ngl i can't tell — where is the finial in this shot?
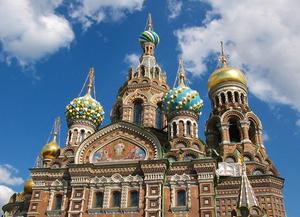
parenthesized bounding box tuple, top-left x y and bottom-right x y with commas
(178, 58, 186, 86)
(52, 117, 60, 142)
(219, 41, 228, 67)
(147, 13, 153, 31)
(87, 67, 94, 96)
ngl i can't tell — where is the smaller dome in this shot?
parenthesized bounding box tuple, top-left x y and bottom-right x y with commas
(66, 94, 105, 127)
(208, 66, 247, 91)
(163, 85, 203, 115)
(24, 179, 33, 194)
(41, 138, 60, 160)
(139, 30, 160, 46)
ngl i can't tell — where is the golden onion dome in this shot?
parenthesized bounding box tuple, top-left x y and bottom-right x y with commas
(208, 41, 247, 91)
(208, 66, 247, 91)
(41, 136, 60, 160)
(24, 179, 34, 194)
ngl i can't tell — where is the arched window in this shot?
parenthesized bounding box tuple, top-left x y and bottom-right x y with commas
(234, 92, 239, 103)
(179, 120, 184, 136)
(112, 191, 121, 207)
(186, 121, 191, 136)
(155, 103, 163, 129)
(133, 100, 143, 125)
(241, 94, 245, 104)
(249, 120, 256, 144)
(115, 106, 122, 121)
(177, 190, 186, 206)
(229, 118, 241, 143)
(221, 93, 226, 104)
(54, 194, 62, 210)
(228, 92, 233, 103)
(129, 191, 139, 207)
(215, 96, 219, 106)
(172, 122, 177, 137)
(95, 192, 103, 208)
(79, 129, 85, 143)
(68, 131, 72, 143)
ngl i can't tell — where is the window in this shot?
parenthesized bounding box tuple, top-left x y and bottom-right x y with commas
(228, 92, 233, 103)
(112, 191, 121, 207)
(186, 121, 191, 136)
(95, 192, 103, 208)
(234, 92, 239, 103)
(177, 190, 186, 206)
(155, 103, 163, 129)
(79, 129, 85, 142)
(172, 122, 177, 136)
(130, 191, 139, 207)
(133, 100, 143, 125)
(221, 93, 226, 104)
(249, 120, 256, 144)
(54, 194, 62, 210)
(229, 118, 241, 143)
(215, 96, 219, 106)
(68, 131, 72, 143)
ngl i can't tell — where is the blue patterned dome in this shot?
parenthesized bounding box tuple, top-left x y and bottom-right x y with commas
(139, 30, 160, 46)
(66, 94, 104, 127)
(163, 85, 203, 115)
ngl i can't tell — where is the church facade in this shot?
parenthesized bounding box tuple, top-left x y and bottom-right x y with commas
(3, 15, 286, 217)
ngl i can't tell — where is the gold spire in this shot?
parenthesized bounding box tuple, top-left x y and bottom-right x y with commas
(87, 67, 94, 96)
(52, 117, 60, 142)
(147, 13, 153, 31)
(178, 58, 186, 86)
(219, 41, 228, 67)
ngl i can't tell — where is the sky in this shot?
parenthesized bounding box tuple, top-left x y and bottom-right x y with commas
(0, 0, 299, 216)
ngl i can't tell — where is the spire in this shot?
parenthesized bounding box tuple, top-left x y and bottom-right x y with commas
(219, 41, 228, 67)
(237, 159, 259, 209)
(52, 117, 60, 142)
(177, 58, 186, 86)
(147, 13, 153, 31)
(87, 67, 94, 96)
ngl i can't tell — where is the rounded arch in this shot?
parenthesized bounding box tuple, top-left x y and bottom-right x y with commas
(205, 116, 222, 149)
(246, 112, 262, 129)
(221, 110, 245, 123)
(124, 91, 149, 105)
(225, 156, 236, 163)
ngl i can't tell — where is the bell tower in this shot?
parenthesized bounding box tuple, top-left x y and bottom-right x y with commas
(205, 42, 278, 176)
(111, 14, 169, 129)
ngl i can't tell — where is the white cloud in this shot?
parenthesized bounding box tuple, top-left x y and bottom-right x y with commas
(0, 0, 74, 65)
(0, 185, 14, 214)
(0, 164, 24, 186)
(175, 0, 300, 114)
(167, 0, 182, 20)
(70, 0, 145, 30)
(124, 53, 140, 68)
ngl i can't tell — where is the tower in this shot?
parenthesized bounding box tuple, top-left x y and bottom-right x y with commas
(65, 68, 104, 147)
(205, 42, 277, 176)
(163, 59, 205, 161)
(110, 14, 169, 128)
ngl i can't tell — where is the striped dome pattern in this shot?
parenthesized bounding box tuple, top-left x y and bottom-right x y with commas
(66, 94, 104, 127)
(139, 30, 160, 46)
(163, 85, 203, 115)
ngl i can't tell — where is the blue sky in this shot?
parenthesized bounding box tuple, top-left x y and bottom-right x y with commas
(0, 0, 299, 216)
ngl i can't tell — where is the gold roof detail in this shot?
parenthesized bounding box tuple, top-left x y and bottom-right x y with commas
(208, 42, 247, 91)
(24, 179, 34, 194)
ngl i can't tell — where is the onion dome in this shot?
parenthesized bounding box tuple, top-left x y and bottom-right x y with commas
(24, 179, 34, 194)
(163, 59, 203, 115)
(208, 42, 247, 91)
(65, 68, 104, 127)
(139, 14, 160, 46)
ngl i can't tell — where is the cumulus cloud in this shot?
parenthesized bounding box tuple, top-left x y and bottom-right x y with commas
(175, 0, 300, 115)
(124, 53, 140, 67)
(167, 0, 182, 20)
(70, 0, 145, 30)
(0, 185, 14, 214)
(0, 0, 74, 65)
(0, 164, 24, 186)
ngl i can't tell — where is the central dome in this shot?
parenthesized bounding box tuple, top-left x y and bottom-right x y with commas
(208, 66, 247, 91)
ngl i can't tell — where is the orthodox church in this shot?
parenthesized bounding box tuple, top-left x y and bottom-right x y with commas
(2, 15, 286, 217)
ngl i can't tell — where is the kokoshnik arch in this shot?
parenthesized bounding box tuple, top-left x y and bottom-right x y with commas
(3, 14, 286, 217)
